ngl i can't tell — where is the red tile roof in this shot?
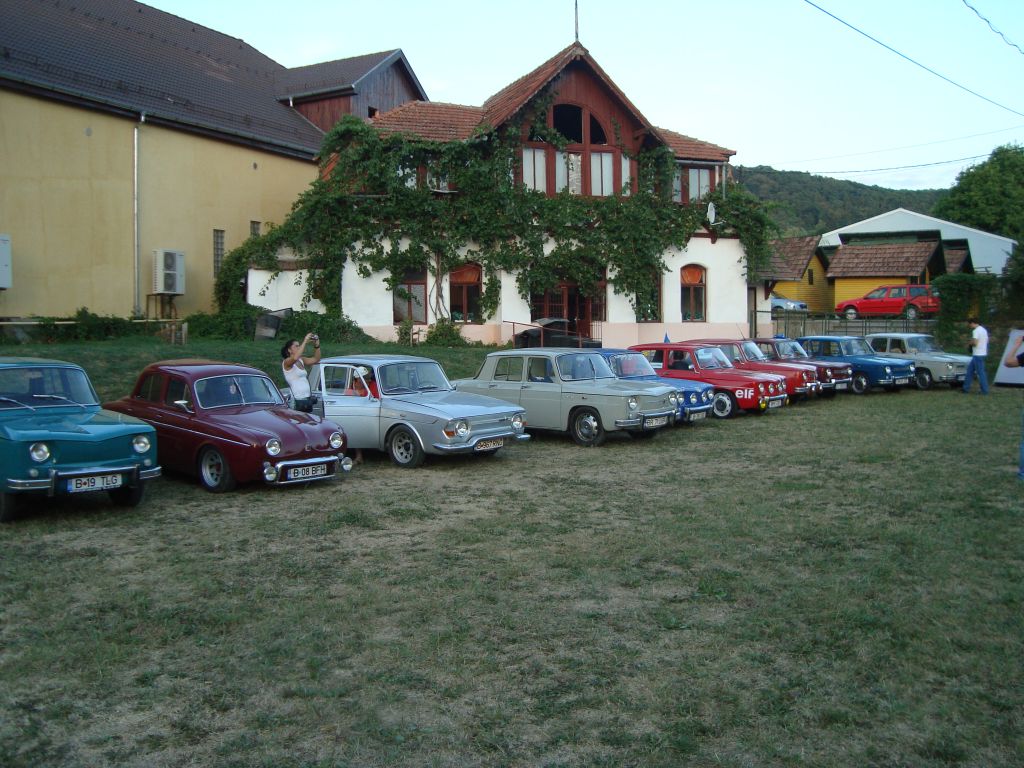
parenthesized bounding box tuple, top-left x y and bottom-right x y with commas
(766, 236, 820, 280)
(827, 241, 939, 279)
(372, 101, 485, 142)
(657, 128, 735, 162)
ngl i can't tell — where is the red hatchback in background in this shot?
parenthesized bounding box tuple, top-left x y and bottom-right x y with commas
(835, 284, 940, 320)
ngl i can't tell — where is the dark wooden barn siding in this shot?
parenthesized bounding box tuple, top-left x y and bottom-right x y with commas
(294, 95, 354, 132)
(350, 64, 422, 120)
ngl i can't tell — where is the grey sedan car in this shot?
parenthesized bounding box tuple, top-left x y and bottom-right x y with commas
(865, 333, 969, 390)
(303, 355, 529, 468)
(452, 348, 678, 446)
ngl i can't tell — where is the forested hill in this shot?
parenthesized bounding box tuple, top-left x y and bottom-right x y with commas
(734, 165, 947, 237)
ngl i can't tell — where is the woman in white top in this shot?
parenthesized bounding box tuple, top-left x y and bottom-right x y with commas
(281, 333, 321, 412)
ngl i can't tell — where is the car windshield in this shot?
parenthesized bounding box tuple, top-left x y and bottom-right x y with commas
(907, 336, 942, 352)
(776, 340, 809, 359)
(378, 361, 452, 394)
(696, 347, 733, 369)
(0, 365, 98, 408)
(739, 341, 768, 361)
(195, 374, 285, 409)
(608, 353, 656, 377)
(841, 339, 874, 355)
(557, 353, 615, 381)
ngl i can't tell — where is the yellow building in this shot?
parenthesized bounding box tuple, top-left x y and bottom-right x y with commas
(0, 0, 425, 319)
(767, 236, 833, 313)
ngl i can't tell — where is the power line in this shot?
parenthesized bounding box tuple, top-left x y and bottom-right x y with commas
(777, 124, 1024, 164)
(801, 0, 1024, 119)
(961, 0, 1024, 56)
(811, 154, 989, 175)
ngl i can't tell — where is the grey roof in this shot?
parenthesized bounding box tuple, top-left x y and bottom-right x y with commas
(0, 0, 413, 159)
(277, 49, 426, 101)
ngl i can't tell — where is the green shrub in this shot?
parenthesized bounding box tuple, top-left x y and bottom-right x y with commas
(183, 306, 265, 339)
(395, 317, 415, 346)
(423, 318, 468, 347)
(279, 310, 371, 344)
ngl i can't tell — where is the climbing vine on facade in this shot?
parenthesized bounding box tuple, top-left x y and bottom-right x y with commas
(217, 113, 777, 319)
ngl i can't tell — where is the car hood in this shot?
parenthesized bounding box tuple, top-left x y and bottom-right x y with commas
(386, 389, 522, 418)
(843, 355, 915, 368)
(560, 378, 675, 396)
(0, 406, 153, 442)
(621, 373, 712, 393)
(202, 406, 337, 442)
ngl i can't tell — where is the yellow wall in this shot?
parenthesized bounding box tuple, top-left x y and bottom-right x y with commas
(0, 89, 318, 319)
(833, 277, 910, 305)
(775, 253, 833, 313)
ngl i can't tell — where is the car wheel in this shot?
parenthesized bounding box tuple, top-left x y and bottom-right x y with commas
(844, 307, 858, 320)
(711, 391, 737, 419)
(851, 373, 870, 395)
(109, 483, 145, 507)
(570, 407, 606, 447)
(387, 426, 425, 468)
(915, 369, 933, 390)
(905, 304, 919, 320)
(0, 493, 17, 523)
(198, 447, 236, 492)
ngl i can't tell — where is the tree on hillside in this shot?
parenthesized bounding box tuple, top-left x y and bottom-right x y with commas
(933, 144, 1024, 308)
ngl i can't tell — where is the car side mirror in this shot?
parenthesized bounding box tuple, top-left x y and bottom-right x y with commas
(174, 399, 194, 414)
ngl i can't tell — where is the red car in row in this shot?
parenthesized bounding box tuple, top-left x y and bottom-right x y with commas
(694, 338, 820, 400)
(630, 342, 788, 418)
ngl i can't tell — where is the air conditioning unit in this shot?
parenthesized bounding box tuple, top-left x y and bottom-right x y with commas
(152, 250, 186, 295)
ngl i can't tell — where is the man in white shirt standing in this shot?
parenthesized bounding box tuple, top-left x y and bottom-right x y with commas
(962, 317, 989, 395)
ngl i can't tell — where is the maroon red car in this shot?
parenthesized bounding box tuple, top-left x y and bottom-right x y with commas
(630, 342, 788, 418)
(752, 337, 853, 397)
(104, 360, 351, 492)
(694, 338, 820, 400)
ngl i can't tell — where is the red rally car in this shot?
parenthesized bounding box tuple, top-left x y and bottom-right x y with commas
(630, 342, 788, 419)
(694, 338, 820, 400)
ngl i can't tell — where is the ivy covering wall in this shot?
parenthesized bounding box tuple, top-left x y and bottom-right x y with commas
(216, 112, 777, 321)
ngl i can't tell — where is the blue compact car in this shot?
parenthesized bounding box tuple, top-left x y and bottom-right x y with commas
(1, 357, 161, 520)
(597, 348, 714, 423)
(796, 336, 916, 394)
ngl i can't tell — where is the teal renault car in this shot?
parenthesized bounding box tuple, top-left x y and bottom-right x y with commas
(0, 357, 160, 521)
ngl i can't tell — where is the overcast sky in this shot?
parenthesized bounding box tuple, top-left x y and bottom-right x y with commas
(144, 0, 1024, 191)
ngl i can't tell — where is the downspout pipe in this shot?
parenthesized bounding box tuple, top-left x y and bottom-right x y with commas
(133, 111, 145, 317)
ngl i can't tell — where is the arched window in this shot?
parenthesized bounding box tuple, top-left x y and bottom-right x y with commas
(450, 263, 482, 324)
(680, 265, 706, 322)
(393, 267, 427, 324)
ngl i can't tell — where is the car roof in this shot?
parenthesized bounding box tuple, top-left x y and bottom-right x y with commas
(144, 359, 265, 378)
(486, 347, 599, 356)
(0, 356, 84, 369)
(319, 354, 437, 365)
(863, 332, 927, 339)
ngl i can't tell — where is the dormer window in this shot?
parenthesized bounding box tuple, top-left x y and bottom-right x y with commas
(522, 103, 627, 197)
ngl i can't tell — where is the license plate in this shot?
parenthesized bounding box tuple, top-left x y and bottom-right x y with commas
(768, 399, 783, 408)
(836, 383, 848, 390)
(895, 378, 909, 385)
(474, 438, 504, 451)
(644, 416, 669, 428)
(688, 412, 707, 422)
(68, 474, 122, 493)
(288, 464, 328, 480)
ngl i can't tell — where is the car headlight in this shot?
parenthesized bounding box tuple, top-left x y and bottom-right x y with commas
(758, 383, 765, 394)
(945, 363, 954, 371)
(29, 442, 50, 462)
(703, 390, 712, 402)
(668, 393, 678, 406)
(627, 396, 638, 410)
(909, 365, 915, 373)
(884, 366, 892, 375)
(266, 438, 282, 456)
(511, 414, 524, 431)
(132, 435, 151, 454)
(443, 419, 470, 438)
(330, 431, 344, 450)
(825, 368, 832, 378)
(689, 392, 698, 405)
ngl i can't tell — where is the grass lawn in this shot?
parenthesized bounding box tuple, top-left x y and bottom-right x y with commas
(1, 338, 1022, 767)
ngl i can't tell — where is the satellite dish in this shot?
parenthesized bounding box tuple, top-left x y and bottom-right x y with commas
(707, 202, 716, 225)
